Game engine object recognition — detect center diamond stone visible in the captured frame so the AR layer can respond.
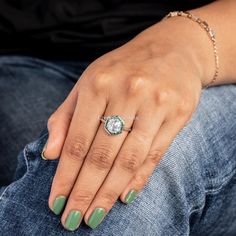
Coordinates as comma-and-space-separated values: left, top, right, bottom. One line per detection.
104, 115, 124, 135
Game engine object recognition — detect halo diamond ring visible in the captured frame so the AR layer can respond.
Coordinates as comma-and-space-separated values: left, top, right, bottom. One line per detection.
100, 115, 132, 135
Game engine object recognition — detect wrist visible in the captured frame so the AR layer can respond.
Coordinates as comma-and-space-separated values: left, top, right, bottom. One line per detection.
136, 15, 215, 88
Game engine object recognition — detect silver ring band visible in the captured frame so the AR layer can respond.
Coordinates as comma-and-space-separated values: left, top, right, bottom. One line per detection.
100, 115, 132, 135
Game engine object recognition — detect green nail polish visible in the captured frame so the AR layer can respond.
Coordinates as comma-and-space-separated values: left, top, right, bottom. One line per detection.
52, 196, 67, 215
65, 210, 82, 231
88, 208, 106, 229
125, 190, 137, 204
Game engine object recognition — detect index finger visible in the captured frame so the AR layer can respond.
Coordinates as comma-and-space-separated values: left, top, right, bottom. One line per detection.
48, 88, 107, 214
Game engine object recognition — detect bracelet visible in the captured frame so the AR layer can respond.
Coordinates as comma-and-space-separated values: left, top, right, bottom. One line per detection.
163, 11, 219, 88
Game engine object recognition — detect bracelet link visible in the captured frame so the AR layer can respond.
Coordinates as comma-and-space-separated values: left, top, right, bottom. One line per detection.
163, 11, 219, 88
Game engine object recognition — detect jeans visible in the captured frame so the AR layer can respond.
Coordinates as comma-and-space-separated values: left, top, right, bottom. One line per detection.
0, 56, 88, 185
0, 56, 236, 236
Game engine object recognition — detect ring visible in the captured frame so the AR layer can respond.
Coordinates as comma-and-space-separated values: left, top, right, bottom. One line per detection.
100, 115, 132, 135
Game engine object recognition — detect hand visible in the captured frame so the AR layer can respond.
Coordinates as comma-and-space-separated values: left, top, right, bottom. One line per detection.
44, 18, 206, 231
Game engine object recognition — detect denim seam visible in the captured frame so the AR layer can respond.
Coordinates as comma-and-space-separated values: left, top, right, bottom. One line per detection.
204, 167, 236, 194
189, 167, 236, 217
0, 186, 10, 201
24, 131, 49, 172
0, 131, 49, 200
24, 143, 34, 172
0, 173, 36, 201
0, 144, 38, 201
23, 145, 30, 172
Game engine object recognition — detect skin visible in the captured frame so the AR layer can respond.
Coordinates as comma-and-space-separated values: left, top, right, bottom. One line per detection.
43, 0, 236, 230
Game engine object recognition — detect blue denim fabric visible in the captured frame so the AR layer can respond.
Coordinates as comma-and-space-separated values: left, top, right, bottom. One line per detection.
0, 56, 88, 185
0, 56, 236, 235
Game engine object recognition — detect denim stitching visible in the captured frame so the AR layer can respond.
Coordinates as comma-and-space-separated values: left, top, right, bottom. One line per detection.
205, 167, 236, 194
0, 171, 35, 201
0, 141, 43, 201
23, 145, 30, 172
189, 167, 236, 216
0, 186, 10, 200
0, 146, 30, 200
23, 131, 49, 171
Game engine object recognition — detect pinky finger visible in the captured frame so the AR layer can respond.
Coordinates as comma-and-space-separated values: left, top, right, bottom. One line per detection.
120, 119, 185, 204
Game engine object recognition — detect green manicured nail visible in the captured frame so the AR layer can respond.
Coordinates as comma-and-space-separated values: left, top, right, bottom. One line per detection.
52, 196, 67, 215
65, 210, 82, 231
125, 190, 137, 204
88, 208, 106, 229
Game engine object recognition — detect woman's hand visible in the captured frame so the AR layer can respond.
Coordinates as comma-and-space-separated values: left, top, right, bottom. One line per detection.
44, 17, 208, 230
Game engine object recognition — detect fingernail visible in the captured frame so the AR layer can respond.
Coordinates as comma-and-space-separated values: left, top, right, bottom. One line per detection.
65, 210, 82, 231
87, 208, 106, 229
124, 189, 137, 204
52, 196, 67, 215
41, 140, 48, 160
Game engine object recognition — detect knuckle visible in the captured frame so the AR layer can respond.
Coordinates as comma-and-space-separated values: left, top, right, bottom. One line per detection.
51, 178, 72, 193
132, 130, 151, 146
47, 113, 57, 129
126, 75, 147, 95
133, 174, 148, 189
119, 151, 141, 173
176, 98, 193, 118
71, 190, 93, 205
87, 146, 113, 170
64, 135, 90, 162
154, 90, 170, 105
91, 71, 111, 93
100, 190, 118, 205
50, 175, 74, 198
147, 149, 164, 165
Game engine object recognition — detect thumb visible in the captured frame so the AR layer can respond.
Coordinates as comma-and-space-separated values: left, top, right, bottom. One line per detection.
42, 85, 78, 160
